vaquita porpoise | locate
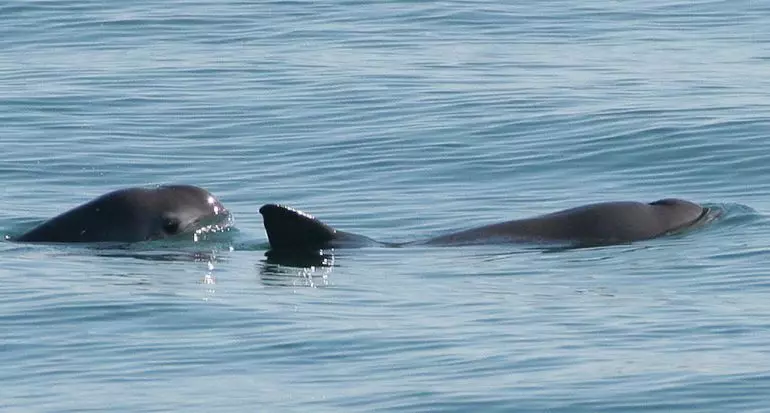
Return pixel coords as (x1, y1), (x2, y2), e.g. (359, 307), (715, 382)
(13, 185), (230, 243)
(258, 199), (710, 250)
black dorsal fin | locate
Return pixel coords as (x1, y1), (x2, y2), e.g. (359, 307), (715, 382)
(259, 204), (338, 250)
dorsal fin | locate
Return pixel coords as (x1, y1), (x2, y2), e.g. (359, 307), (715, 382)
(259, 204), (381, 250)
(259, 204), (339, 250)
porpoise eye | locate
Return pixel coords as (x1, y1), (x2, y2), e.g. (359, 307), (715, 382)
(162, 217), (181, 234)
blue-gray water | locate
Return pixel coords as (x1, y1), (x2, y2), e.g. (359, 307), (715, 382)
(2, 1), (770, 411)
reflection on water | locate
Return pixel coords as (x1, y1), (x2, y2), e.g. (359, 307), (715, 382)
(259, 249), (335, 287)
(93, 248), (222, 263)
(264, 249), (335, 268)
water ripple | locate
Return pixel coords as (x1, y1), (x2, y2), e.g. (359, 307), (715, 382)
(2, 0), (770, 411)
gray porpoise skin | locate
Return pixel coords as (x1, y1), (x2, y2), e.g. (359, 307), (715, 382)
(15, 185), (229, 243)
(259, 199), (708, 251)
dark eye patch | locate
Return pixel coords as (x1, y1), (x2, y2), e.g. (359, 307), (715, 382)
(162, 217), (181, 234)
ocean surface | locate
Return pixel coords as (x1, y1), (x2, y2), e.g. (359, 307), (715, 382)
(2, 1), (770, 411)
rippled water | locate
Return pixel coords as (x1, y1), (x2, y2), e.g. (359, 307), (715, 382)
(2, 1), (770, 412)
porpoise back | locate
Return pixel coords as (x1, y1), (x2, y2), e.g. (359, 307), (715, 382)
(424, 199), (707, 246)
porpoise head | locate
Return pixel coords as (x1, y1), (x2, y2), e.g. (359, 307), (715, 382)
(145, 185), (232, 240)
(648, 198), (708, 233)
(14, 184), (231, 243)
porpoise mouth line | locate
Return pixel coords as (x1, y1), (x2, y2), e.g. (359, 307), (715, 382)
(185, 211), (234, 240)
(665, 206), (715, 236)
(694, 206), (720, 226)
(194, 213), (234, 233)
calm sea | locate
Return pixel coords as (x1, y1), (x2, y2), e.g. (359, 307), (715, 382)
(2, 1), (770, 412)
